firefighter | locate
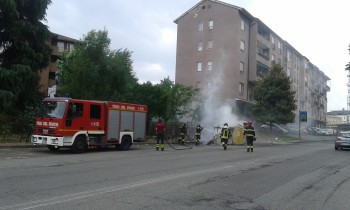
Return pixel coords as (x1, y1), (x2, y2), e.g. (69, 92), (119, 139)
(195, 124), (203, 145)
(220, 123), (231, 150)
(243, 121), (256, 152)
(155, 119), (166, 151)
(178, 123), (187, 145)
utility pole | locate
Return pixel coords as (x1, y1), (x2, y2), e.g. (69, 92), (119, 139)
(347, 72), (350, 119)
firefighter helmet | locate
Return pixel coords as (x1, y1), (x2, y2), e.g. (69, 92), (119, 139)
(247, 121), (252, 126)
(223, 123), (228, 128)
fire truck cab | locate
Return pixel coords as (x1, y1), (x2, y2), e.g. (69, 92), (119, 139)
(31, 97), (147, 153)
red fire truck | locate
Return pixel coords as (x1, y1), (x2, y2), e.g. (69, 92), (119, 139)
(31, 97), (147, 153)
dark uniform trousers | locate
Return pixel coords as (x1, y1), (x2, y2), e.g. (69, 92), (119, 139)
(246, 136), (254, 152)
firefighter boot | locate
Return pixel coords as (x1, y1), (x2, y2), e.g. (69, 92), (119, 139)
(223, 144), (227, 150)
(156, 144), (159, 151)
(251, 147), (253, 152)
(247, 147), (250, 152)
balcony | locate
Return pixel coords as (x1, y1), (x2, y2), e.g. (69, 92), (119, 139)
(325, 85), (330, 92)
(257, 41), (269, 61)
(258, 25), (270, 41)
(49, 62), (58, 71)
(51, 46), (59, 56)
(256, 61), (269, 78)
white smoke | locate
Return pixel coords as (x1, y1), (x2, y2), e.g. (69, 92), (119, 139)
(195, 50), (244, 144)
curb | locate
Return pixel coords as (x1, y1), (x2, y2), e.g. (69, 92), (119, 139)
(0, 143), (37, 148)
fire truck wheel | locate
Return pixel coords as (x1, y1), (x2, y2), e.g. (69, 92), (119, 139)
(117, 136), (132, 150)
(47, 146), (60, 152)
(71, 136), (88, 153)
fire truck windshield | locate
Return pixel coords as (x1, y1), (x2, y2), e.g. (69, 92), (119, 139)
(39, 101), (66, 119)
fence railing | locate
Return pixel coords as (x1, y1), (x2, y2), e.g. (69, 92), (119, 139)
(0, 116), (35, 143)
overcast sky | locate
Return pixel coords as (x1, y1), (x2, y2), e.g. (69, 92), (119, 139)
(45, 0), (350, 111)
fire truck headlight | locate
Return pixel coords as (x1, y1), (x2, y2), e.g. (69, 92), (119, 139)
(32, 137), (37, 142)
(52, 138), (58, 144)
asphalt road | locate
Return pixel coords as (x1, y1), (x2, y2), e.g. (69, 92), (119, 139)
(0, 139), (349, 210)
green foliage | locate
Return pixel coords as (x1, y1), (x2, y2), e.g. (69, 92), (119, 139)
(57, 29), (197, 124)
(127, 77), (198, 124)
(126, 81), (164, 123)
(57, 29), (137, 100)
(0, 0), (52, 114)
(157, 77), (198, 122)
(252, 64), (297, 125)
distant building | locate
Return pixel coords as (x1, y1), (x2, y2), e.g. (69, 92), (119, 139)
(174, 0), (330, 127)
(327, 109), (350, 130)
(39, 33), (79, 96)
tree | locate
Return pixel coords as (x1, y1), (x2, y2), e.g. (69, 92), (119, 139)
(252, 64), (297, 127)
(157, 77), (198, 123)
(57, 29), (137, 101)
(0, 0), (52, 114)
(127, 78), (198, 124)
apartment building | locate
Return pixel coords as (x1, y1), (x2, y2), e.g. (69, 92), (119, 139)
(39, 33), (79, 96)
(174, 0), (330, 127)
(327, 109), (350, 130)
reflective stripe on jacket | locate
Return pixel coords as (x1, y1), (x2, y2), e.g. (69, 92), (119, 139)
(220, 128), (230, 139)
(244, 126), (255, 137)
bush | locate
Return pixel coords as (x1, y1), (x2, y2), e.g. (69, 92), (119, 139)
(0, 115), (34, 143)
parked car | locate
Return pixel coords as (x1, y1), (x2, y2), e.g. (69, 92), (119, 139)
(335, 131), (350, 150)
(320, 128), (336, 136)
(308, 127), (322, 135)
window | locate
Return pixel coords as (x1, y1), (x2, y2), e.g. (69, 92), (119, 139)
(196, 82), (201, 89)
(239, 83), (244, 94)
(278, 58), (281, 64)
(271, 36), (275, 49)
(240, 40), (245, 51)
(240, 19), (245, 30)
(207, 40), (213, 50)
(271, 54), (275, 62)
(208, 20), (213, 29)
(57, 42), (64, 53)
(287, 67), (291, 77)
(72, 103), (83, 118)
(278, 41), (282, 54)
(90, 104), (101, 119)
(240, 61), (244, 72)
(295, 58), (299, 70)
(207, 61), (212, 71)
(287, 51), (291, 61)
(198, 22), (203, 31)
(49, 72), (55, 80)
(197, 41), (203, 51)
(197, 62), (202, 71)
(67, 43), (74, 52)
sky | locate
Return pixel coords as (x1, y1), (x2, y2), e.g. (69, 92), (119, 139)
(45, 0), (350, 112)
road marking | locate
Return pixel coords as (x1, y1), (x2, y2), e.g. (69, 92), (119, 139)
(1, 164), (238, 210)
